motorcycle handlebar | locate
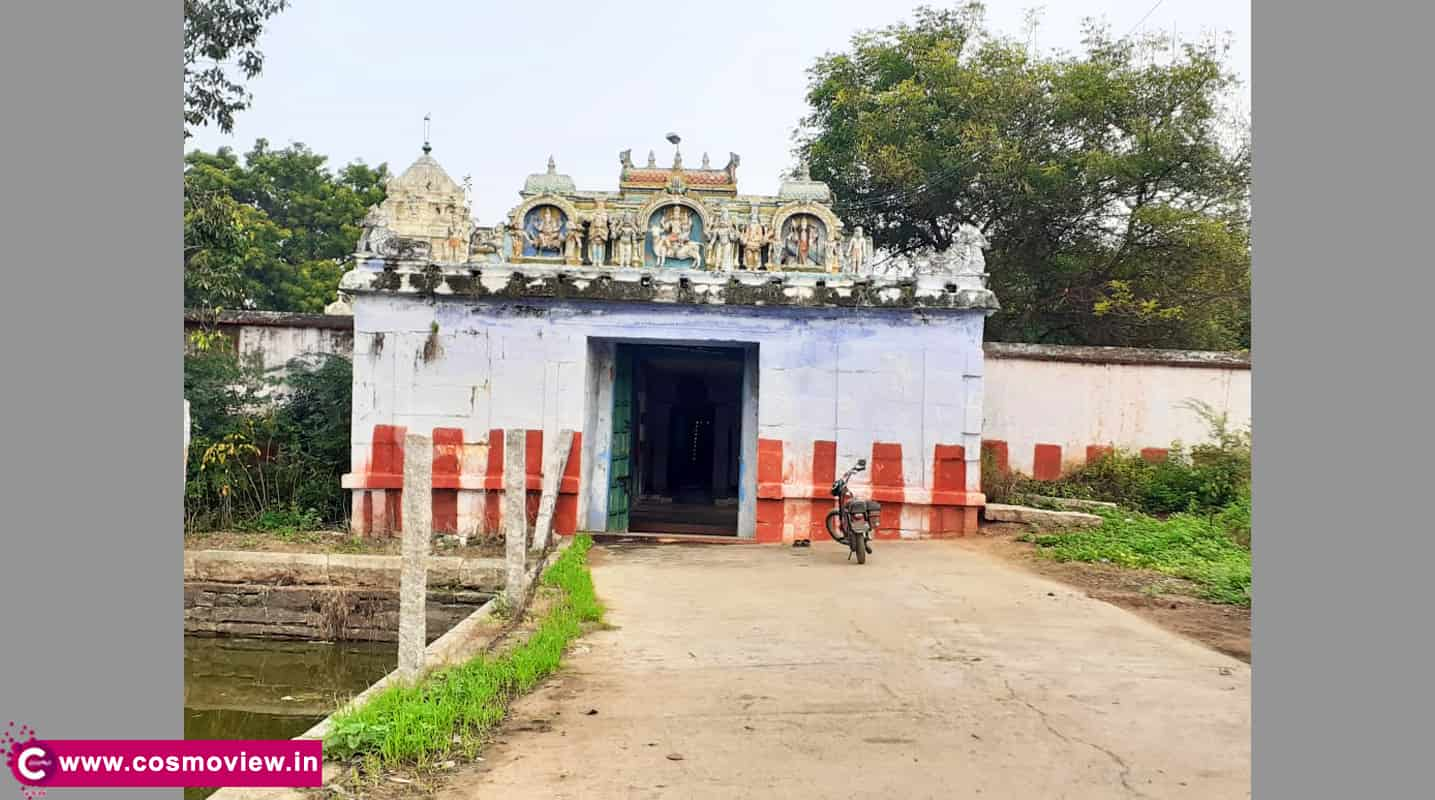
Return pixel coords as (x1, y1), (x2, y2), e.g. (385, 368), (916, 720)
(833, 460), (869, 491)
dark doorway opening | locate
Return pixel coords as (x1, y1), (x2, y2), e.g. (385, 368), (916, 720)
(616, 343), (745, 536)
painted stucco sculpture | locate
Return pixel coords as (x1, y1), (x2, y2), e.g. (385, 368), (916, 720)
(355, 144), (472, 263)
(356, 139), (895, 275)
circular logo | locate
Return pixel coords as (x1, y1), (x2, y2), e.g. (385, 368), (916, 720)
(11, 741), (57, 786)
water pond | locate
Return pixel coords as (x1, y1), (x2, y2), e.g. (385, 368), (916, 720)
(183, 636), (395, 799)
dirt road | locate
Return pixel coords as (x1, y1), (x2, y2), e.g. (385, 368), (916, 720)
(440, 540), (1250, 800)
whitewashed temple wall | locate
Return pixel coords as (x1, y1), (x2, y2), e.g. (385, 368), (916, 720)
(341, 295), (988, 541)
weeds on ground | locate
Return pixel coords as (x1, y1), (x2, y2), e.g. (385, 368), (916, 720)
(986, 400), (1252, 521)
(324, 535), (603, 766)
(331, 537), (371, 555)
(1029, 504), (1251, 606)
(241, 503), (325, 539)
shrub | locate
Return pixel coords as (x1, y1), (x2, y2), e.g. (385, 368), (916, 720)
(1215, 488), (1252, 549)
(184, 341), (353, 532)
(1008, 400), (1251, 518)
(1029, 450), (1154, 508)
(979, 446), (1020, 503)
(248, 503), (324, 534)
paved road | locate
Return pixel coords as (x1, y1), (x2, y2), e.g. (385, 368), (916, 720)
(441, 540), (1250, 800)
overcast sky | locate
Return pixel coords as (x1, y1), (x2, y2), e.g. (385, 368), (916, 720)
(186, 0), (1250, 223)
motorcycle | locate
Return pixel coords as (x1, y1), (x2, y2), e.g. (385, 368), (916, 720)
(824, 459), (879, 564)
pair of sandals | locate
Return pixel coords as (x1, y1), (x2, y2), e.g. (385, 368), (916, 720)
(792, 538), (812, 548)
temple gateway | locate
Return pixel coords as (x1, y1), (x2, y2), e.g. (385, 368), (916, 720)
(337, 139), (999, 542)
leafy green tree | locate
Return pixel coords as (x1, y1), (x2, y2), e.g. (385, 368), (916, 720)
(184, 0), (290, 137)
(798, 3), (1250, 349)
(184, 175), (246, 311)
(183, 142), (389, 312)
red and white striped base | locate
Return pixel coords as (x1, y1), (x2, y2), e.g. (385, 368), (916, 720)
(980, 439), (1169, 483)
(341, 425), (582, 539)
(756, 439), (983, 543)
(342, 426), (994, 542)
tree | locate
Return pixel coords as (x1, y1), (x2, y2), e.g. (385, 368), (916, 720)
(184, 0), (290, 138)
(798, 3), (1250, 350)
(184, 174), (246, 311)
(184, 142), (389, 312)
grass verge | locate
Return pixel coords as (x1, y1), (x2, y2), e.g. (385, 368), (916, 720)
(324, 535), (602, 766)
(1027, 502), (1251, 606)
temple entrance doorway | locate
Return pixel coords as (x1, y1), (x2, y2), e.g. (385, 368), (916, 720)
(610, 343), (747, 536)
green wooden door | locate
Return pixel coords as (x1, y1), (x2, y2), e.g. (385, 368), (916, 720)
(606, 347), (633, 531)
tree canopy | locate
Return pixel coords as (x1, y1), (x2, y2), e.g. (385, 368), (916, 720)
(184, 0), (290, 138)
(184, 141), (389, 312)
(798, 3), (1250, 350)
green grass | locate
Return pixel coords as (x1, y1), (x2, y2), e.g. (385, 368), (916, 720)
(324, 535), (603, 765)
(1029, 502), (1251, 606)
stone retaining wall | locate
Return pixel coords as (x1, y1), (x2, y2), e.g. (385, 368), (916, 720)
(184, 583), (487, 642)
(184, 550), (505, 590)
(182, 550), (505, 641)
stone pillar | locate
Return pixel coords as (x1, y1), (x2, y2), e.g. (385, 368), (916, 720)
(183, 399), (191, 486)
(503, 429), (528, 607)
(533, 429), (575, 552)
(398, 433), (432, 681)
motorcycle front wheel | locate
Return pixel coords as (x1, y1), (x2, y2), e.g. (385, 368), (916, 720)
(824, 509), (848, 544)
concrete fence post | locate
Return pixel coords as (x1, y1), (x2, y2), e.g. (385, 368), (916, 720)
(398, 433), (432, 681)
(532, 429), (575, 552)
(183, 399), (191, 487)
(503, 429), (529, 607)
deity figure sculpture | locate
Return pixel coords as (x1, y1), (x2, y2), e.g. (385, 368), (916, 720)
(705, 209), (739, 270)
(740, 209), (771, 270)
(651, 205), (703, 268)
(781, 224), (800, 267)
(613, 210), (641, 267)
(781, 215), (824, 268)
(845, 225), (872, 274)
(526, 207), (564, 256)
(952, 223), (990, 274)
(467, 224), (502, 260)
(563, 224), (584, 265)
(509, 218), (525, 259)
(665, 206), (691, 241)
(356, 205), (391, 255)
(587, 199), (610, 265)
(826, 228), (843, 273)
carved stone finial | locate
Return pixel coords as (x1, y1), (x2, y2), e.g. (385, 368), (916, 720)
(422, 113), (432, 155)
(325, 289), (353, 316)
(798, 161), (811, 181)
(547, 155), (556, 174)
(647, 150), (656, 168)
(702, 152), (711, 169)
